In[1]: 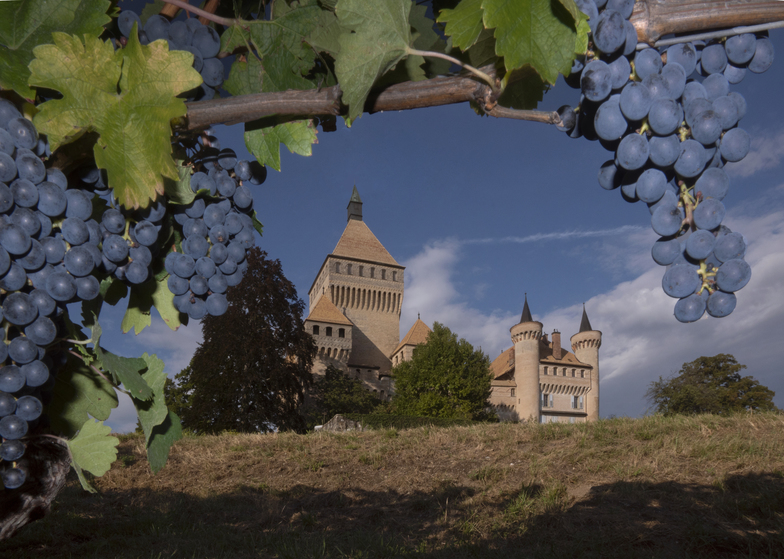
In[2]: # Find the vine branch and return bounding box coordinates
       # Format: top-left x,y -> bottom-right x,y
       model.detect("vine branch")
159,0 -> 238,27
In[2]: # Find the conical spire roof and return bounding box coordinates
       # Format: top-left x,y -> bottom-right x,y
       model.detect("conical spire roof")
350,185 -> 362,203
579,304 -> 593,332
520,293 -> 533,323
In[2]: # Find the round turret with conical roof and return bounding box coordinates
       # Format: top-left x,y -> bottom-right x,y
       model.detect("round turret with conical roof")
510,294 -> 543,422
570,304 -> 602,421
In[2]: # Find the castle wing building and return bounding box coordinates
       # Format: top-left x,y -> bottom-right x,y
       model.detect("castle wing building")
489,297 -> 602,423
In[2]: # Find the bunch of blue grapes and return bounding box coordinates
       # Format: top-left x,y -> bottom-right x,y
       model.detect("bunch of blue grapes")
167,136 -> 266,320
116,10 -> 224,100
0,99 -> 75,489
558,0 -> 773,322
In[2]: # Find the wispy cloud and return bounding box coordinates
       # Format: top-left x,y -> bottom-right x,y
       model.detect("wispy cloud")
461,225 -> 647,245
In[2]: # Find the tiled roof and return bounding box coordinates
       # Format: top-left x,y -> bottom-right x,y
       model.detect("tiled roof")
489,343 -> 591,379
392,319 -> 431,356
332,219 -> 400,266
305,296 -> 353,326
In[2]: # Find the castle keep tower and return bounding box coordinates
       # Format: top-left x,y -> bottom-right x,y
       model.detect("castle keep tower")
570,306 -> 602,421
510,296 -> 544,422
305,187 -> 404,389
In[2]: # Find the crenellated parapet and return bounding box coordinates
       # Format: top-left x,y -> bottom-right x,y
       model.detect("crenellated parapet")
510,321 -> 543,343
571,334 -> 602,352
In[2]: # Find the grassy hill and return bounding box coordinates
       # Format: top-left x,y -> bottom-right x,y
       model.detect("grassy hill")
2,413 -> 784,558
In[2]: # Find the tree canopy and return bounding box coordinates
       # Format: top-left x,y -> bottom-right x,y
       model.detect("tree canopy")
646,354 -> 777,416
391,322 -> 493,420
167,248 -> 316,433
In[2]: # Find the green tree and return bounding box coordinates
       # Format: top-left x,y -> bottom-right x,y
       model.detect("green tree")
392,323 -> 492,420
304,365 -> 384,428
646,354 -> 777,416
168,248 -> 316,433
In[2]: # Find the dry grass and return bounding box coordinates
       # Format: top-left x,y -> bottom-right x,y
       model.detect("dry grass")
3,413 -> 784,558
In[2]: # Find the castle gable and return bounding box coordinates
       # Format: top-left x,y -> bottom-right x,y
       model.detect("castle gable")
305,297 -> 353,326
332,219 -> 400,266
490,347 -> 515,379
392,318 -> 431,356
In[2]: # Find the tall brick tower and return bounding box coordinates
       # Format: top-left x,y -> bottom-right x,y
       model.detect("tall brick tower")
510,295 -> 543,422
307,187 -> 405,377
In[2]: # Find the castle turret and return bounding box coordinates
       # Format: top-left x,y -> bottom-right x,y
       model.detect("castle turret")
570,305 -> 602,421
347,185 -> 363,222
510,294 -> 543,422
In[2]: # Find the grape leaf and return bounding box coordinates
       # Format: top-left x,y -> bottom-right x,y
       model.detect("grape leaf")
437,0 -> 485,51
68,419 -> 119,481
48,353 -> 119,438
147,410 -> 183,474
121,274 -> 182,334
163,160 -> 196,206
133,353 -> 168,445
0,0 -> 111,99
29,31 -> 202,209
251,211 -> 264,237
307,7 -> 344,56
244,119 -> 318,172
482,0 -> 586,84
498,67 -> 548,109
91,322 -> 153,401
140,0 -> 166,24
335,0 -> 416,121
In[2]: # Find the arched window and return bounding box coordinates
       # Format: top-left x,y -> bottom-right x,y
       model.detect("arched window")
338,328 -> 345,338
326,327 -> 332,337
312,325 -> 319,335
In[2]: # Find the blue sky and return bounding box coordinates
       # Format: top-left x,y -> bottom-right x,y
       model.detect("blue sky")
101,26 -> 784,432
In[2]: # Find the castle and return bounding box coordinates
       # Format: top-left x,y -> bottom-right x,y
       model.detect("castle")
304,189 -> 602,421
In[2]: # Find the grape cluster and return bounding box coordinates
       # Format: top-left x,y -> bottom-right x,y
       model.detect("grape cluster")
559,0 -> 771,322
116,10 -> 224,101
0,100 -> 68,489
167,138 -> 266,320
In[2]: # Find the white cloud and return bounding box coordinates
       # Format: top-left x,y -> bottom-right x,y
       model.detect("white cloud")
401,200 -> 784,419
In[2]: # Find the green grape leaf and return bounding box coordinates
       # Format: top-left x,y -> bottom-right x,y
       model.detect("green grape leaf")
498,67 -> 548,109
466,27 -> 498,68
221,24 -> 250,55
68,419 -> 119,480
335,0 -> 415,121
48,354 -> 119,438
29,31 -> 202,209
103,276 -> 129,306
307,7 -> 344,56
251,211 -> 264,237
437,0 -> 484,51
147,410 -> 183,474
574,16 -> 590,55
482,0 -> 585,84
0,0 -> 111,99
244,119 -> 318,172
92,322 -> 153,401
163,160 -> 196,206
121,275 -> 182,334
140,0 -> 166,24
133,353 -> 168,445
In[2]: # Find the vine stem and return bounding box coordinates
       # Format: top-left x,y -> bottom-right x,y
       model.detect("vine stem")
64,339 -> 91,346
159,0 -> 238,27
407,48 -> 497,91
639,19 -> 784,50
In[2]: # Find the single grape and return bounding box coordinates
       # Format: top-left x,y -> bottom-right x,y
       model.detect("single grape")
1,467 -> 26,489
695,168 -> 729,201
716,258 -> 751,292
661,62 -> 686,99
208,272 -> 227,294
64,245 -> 95,276
0,440 -> 24,462
693,198 -> 725,230
720,128 -> 750,162
24,316 -> 56,346
674,140 -> 706,178
102,234 -> 129,263
75,275 -> 100,300
206,293 -> 228,316
19,239 -> 45,271
748,38 -> 774,73
714,232 -> 745,262
15,395 -> 42,421
723,63 -> 746,85
65,190 -> 93,220
101,208 -> 126,234
0,223 -> 32,255
634,47 -> 662,79
118,10 -> 142,37
0,365 -> 25,394
651,202 -> 683,237
144,14 -> 170,42
0,153 -> 17,183
61,217 -> 89,246
666,43 -> 697,75
702,73 -> 730,101
192,26 -> 221,58
37,182 -> 68,217
648,134 -> 680,168
706,290 -> 737,317
3,292 -> 38,326
581,60 -> 612,102
648,98 -> 682,136
0,392 -> 16,416
29,288 -> 56,316
46,271 -> 77,302
701,43 -> 728,74
662,265 -> 701,298
674,293 -> 706,323
133,220 -> 159,247
5,118 -> 38,150
725,33 -> 756,65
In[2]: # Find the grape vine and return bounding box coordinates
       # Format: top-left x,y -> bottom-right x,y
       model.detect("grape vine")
0,0 -> 781,538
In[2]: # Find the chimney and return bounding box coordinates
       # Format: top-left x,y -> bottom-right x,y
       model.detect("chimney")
552,330 -> 562,360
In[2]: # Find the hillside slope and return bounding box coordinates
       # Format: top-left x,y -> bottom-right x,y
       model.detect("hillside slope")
2,413 -> 784,558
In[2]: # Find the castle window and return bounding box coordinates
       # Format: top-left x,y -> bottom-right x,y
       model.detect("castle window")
581,370 -> 585,378
370,267 -> 375,278
540,415 -> 547,424
335,263 -> 340,273
570,417 -> 576,424
312,325 -> 319,335
338,328 -> 345,338
579,396 -> 584,409
392,271 -> 397,281
511,388 -> 515,397
572,396 -> 579,409
572,368 -> 576,377
543,366 -> 548,375
381,269 -> 386,280
541,393 -> 551,408
326,327 -> 332,337
359,265 -> 364,277
347,264 -> 352,275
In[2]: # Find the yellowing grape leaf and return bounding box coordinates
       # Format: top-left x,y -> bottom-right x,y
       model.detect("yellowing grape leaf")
0,0 -> 111,99
335,0 -> 416,121
482,0 -> 586,84
29,31 -> 202,209
245,119 -> 318,172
